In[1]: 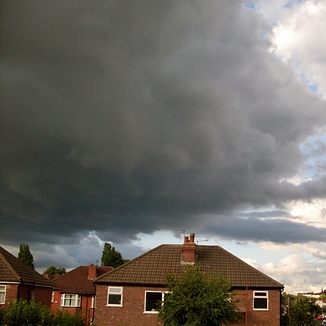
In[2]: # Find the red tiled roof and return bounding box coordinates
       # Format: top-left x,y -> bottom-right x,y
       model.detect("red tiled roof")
53,266 -> 113,295
96,244 -> 283,289
0,246 -> 54,288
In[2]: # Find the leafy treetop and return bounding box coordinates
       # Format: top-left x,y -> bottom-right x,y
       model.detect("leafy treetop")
101,242 -> 125,268
43,266 -> 66,277
18,244 -> 34,269
158,265 -> 240,326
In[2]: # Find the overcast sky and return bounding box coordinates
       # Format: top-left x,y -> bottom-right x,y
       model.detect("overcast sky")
1,0 -> 325,294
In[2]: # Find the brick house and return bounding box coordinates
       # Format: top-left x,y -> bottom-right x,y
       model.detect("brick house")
51,264 -> 113,324
94,233 -> 284,326
0,246 -> 54,307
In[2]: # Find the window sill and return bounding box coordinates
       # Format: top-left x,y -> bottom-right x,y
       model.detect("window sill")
144,311 -> 159,314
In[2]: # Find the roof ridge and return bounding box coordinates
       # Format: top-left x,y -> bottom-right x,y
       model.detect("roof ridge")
53,265 -> 86,281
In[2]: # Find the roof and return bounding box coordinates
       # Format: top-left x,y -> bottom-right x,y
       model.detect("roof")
96,244 -> 283,289
0,246 -> 54,288
53,266 -> 113,295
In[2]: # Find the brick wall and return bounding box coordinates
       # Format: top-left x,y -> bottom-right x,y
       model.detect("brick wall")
230,289 -> 281,326
18,285 -> 52,306
95,285 -> 281,326
0,284 -> 19,306
95,285 -> 165,326
0,284 -> 52,307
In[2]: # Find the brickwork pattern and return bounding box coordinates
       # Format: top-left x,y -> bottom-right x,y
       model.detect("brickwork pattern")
0,284 -> 52,307
94,285 -> 281,326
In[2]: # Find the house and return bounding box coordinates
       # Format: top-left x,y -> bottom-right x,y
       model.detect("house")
0,246 -> 54,307
94,233 -> 284,326
51,264 -> 113,324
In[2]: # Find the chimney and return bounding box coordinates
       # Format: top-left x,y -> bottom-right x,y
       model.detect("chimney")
182,233 -> 196,264
88,264 -> 97,279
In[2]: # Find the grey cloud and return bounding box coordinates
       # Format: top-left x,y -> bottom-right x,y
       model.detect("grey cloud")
204,216 -> 326,244
1,0 -> 326,261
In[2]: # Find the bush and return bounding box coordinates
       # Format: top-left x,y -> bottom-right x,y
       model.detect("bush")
54,309 -> 85,326
0,299 -> 86,326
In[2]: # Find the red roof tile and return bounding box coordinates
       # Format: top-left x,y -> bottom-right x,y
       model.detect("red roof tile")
0,246 -> 54,288
96,244 -> 283,289
53,266 -> 113,295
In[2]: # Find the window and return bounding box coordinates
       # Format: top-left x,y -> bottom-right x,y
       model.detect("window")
0,285 -> 6,304
51,291 -> 54,303
107,287 -> 123,306
253,291 -> 268,310
61,294 -> 81,307
144,291 -> 167,313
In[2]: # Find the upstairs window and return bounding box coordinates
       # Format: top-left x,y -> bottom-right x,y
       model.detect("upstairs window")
107,287 -> 123,306
144,291 -> 167,313
61,294 -> 81,307
253,291 -> 268,310
0,285 -> 6,304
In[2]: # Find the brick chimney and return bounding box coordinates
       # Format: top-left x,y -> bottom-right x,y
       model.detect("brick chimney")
88,264 -> 97,279
182,233 -> 196,264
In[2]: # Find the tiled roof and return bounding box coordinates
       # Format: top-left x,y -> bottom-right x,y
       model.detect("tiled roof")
53,266 -> 113,295
96,244 -> 283,289
0,246 -> 54,288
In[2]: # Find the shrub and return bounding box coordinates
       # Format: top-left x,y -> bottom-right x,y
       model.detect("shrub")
0,299 -> 86,326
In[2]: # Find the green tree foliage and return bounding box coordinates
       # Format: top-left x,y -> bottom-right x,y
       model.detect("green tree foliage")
158,265 -> 240,326
281,293 -> 322,326
101,242 -> 125,268
0,299 -> 85,326
17,244 -> 34,269
43,266 -> 66,277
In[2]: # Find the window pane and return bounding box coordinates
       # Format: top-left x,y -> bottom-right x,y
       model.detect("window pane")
254,298 -> 268,309
62,294 -> 80,307
108,294 -> 121,305
109,287 -> 122,294
145,292 -> 162,311
0,293 -> 5,304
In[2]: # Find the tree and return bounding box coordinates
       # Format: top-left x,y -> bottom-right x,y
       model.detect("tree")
43,266 -> 66,278
282,293 -> 322,326
101,243 -> 125,268
158,265 -> 240,326
18,244 -> 34,269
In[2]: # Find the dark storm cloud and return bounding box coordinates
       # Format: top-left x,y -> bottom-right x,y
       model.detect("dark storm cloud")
1,0 -> 326,251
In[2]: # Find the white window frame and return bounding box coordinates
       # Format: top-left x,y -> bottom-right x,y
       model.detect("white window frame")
144,291 -> 168,314
107,287 -> 123,307
51,291 -> 54,303
253,291 -> 268,310
60,294 -> 81,307
0,285 -> 6,304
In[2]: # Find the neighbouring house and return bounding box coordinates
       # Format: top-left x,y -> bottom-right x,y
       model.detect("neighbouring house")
51,264 -> 113,324
94,233 -> 284,326
0,246 -> 54,307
